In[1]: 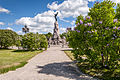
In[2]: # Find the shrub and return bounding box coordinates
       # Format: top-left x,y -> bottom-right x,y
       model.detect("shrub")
67,0 -> 120,69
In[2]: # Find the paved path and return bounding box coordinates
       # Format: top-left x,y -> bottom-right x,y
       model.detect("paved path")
0,46 -> 97,80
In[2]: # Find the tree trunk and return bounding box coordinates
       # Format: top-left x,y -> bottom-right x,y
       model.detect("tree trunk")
101,52 -> 104,66
106,52 -> 108,64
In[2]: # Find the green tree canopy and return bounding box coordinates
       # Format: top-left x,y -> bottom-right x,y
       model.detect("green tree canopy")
0,29 -> 18,48
89,0 -> 116,28
116,3 -> 120,20
21,32 -> 48,50
45,32 -> 52,40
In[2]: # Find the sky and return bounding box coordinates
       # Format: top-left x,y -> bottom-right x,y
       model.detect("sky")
0,0 -> 120,35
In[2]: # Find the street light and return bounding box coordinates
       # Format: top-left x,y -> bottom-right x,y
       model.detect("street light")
22,25 -> 29,33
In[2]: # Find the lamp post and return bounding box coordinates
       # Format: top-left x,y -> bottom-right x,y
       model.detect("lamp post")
22,25 -> 29,33
22,25 -> 29,50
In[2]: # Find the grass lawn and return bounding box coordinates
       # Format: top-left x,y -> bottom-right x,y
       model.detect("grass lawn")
64,51 -> 120,80
0,49 -> 43,74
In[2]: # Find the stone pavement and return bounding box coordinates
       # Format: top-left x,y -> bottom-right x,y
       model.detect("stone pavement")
0,46 -> 98,80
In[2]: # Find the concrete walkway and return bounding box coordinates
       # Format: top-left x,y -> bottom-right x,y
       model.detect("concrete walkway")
0,46 -> 97,80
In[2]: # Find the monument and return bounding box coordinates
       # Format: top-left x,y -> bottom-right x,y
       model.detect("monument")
51,12 -> 61,45
48,12 -> 67,47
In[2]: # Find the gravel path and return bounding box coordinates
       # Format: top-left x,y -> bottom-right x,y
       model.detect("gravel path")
0,46 -> 98,80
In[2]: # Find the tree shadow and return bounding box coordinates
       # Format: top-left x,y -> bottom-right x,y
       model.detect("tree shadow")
37,62 -> 96,80
12,50 -> 31,52
0,48 -> 12,50
101,70 -> 120,80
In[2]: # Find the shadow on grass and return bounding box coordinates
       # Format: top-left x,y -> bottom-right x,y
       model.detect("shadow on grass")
101,70 -> 120,80
0,48 -> 12,50
37,62 -> 96,80
78,63 -> 120,80
12,50 -> 35,52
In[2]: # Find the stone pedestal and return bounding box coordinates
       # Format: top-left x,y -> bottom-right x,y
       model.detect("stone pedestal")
52,21 -> 61,45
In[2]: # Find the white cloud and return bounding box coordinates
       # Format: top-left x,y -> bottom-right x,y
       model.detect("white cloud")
0,7 -> 10,13
60,18 -> 70,22
16,10 -> 55,33
17,31 -> 24,35
71,20 -> 75,25
7,27 -> 13,30
88,0 -> 96,2
0,22 -> 5,25
60,27 -> 66,33
16,0 -> 96,34
47,1 -> 59,10
47,0 -> 95,19
110,0 -> 120,4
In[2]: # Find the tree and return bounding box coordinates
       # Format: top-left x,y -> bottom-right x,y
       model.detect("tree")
45,32 -> 52,40
39,34 -> 48,50
60,32 -> 67,39
116,3 -> 120,20
15,35 -> 23,49
0,29 -> 18,48
21,32 -> 48,50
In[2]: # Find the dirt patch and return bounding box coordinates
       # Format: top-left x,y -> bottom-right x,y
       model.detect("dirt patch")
0,63 -> 20,69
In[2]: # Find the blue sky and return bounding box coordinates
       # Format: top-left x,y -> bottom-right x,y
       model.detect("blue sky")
0,0 -> 119,34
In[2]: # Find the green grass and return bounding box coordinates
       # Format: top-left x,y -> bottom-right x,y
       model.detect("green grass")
64,50 -> 120,80
0,49 -> 43,74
